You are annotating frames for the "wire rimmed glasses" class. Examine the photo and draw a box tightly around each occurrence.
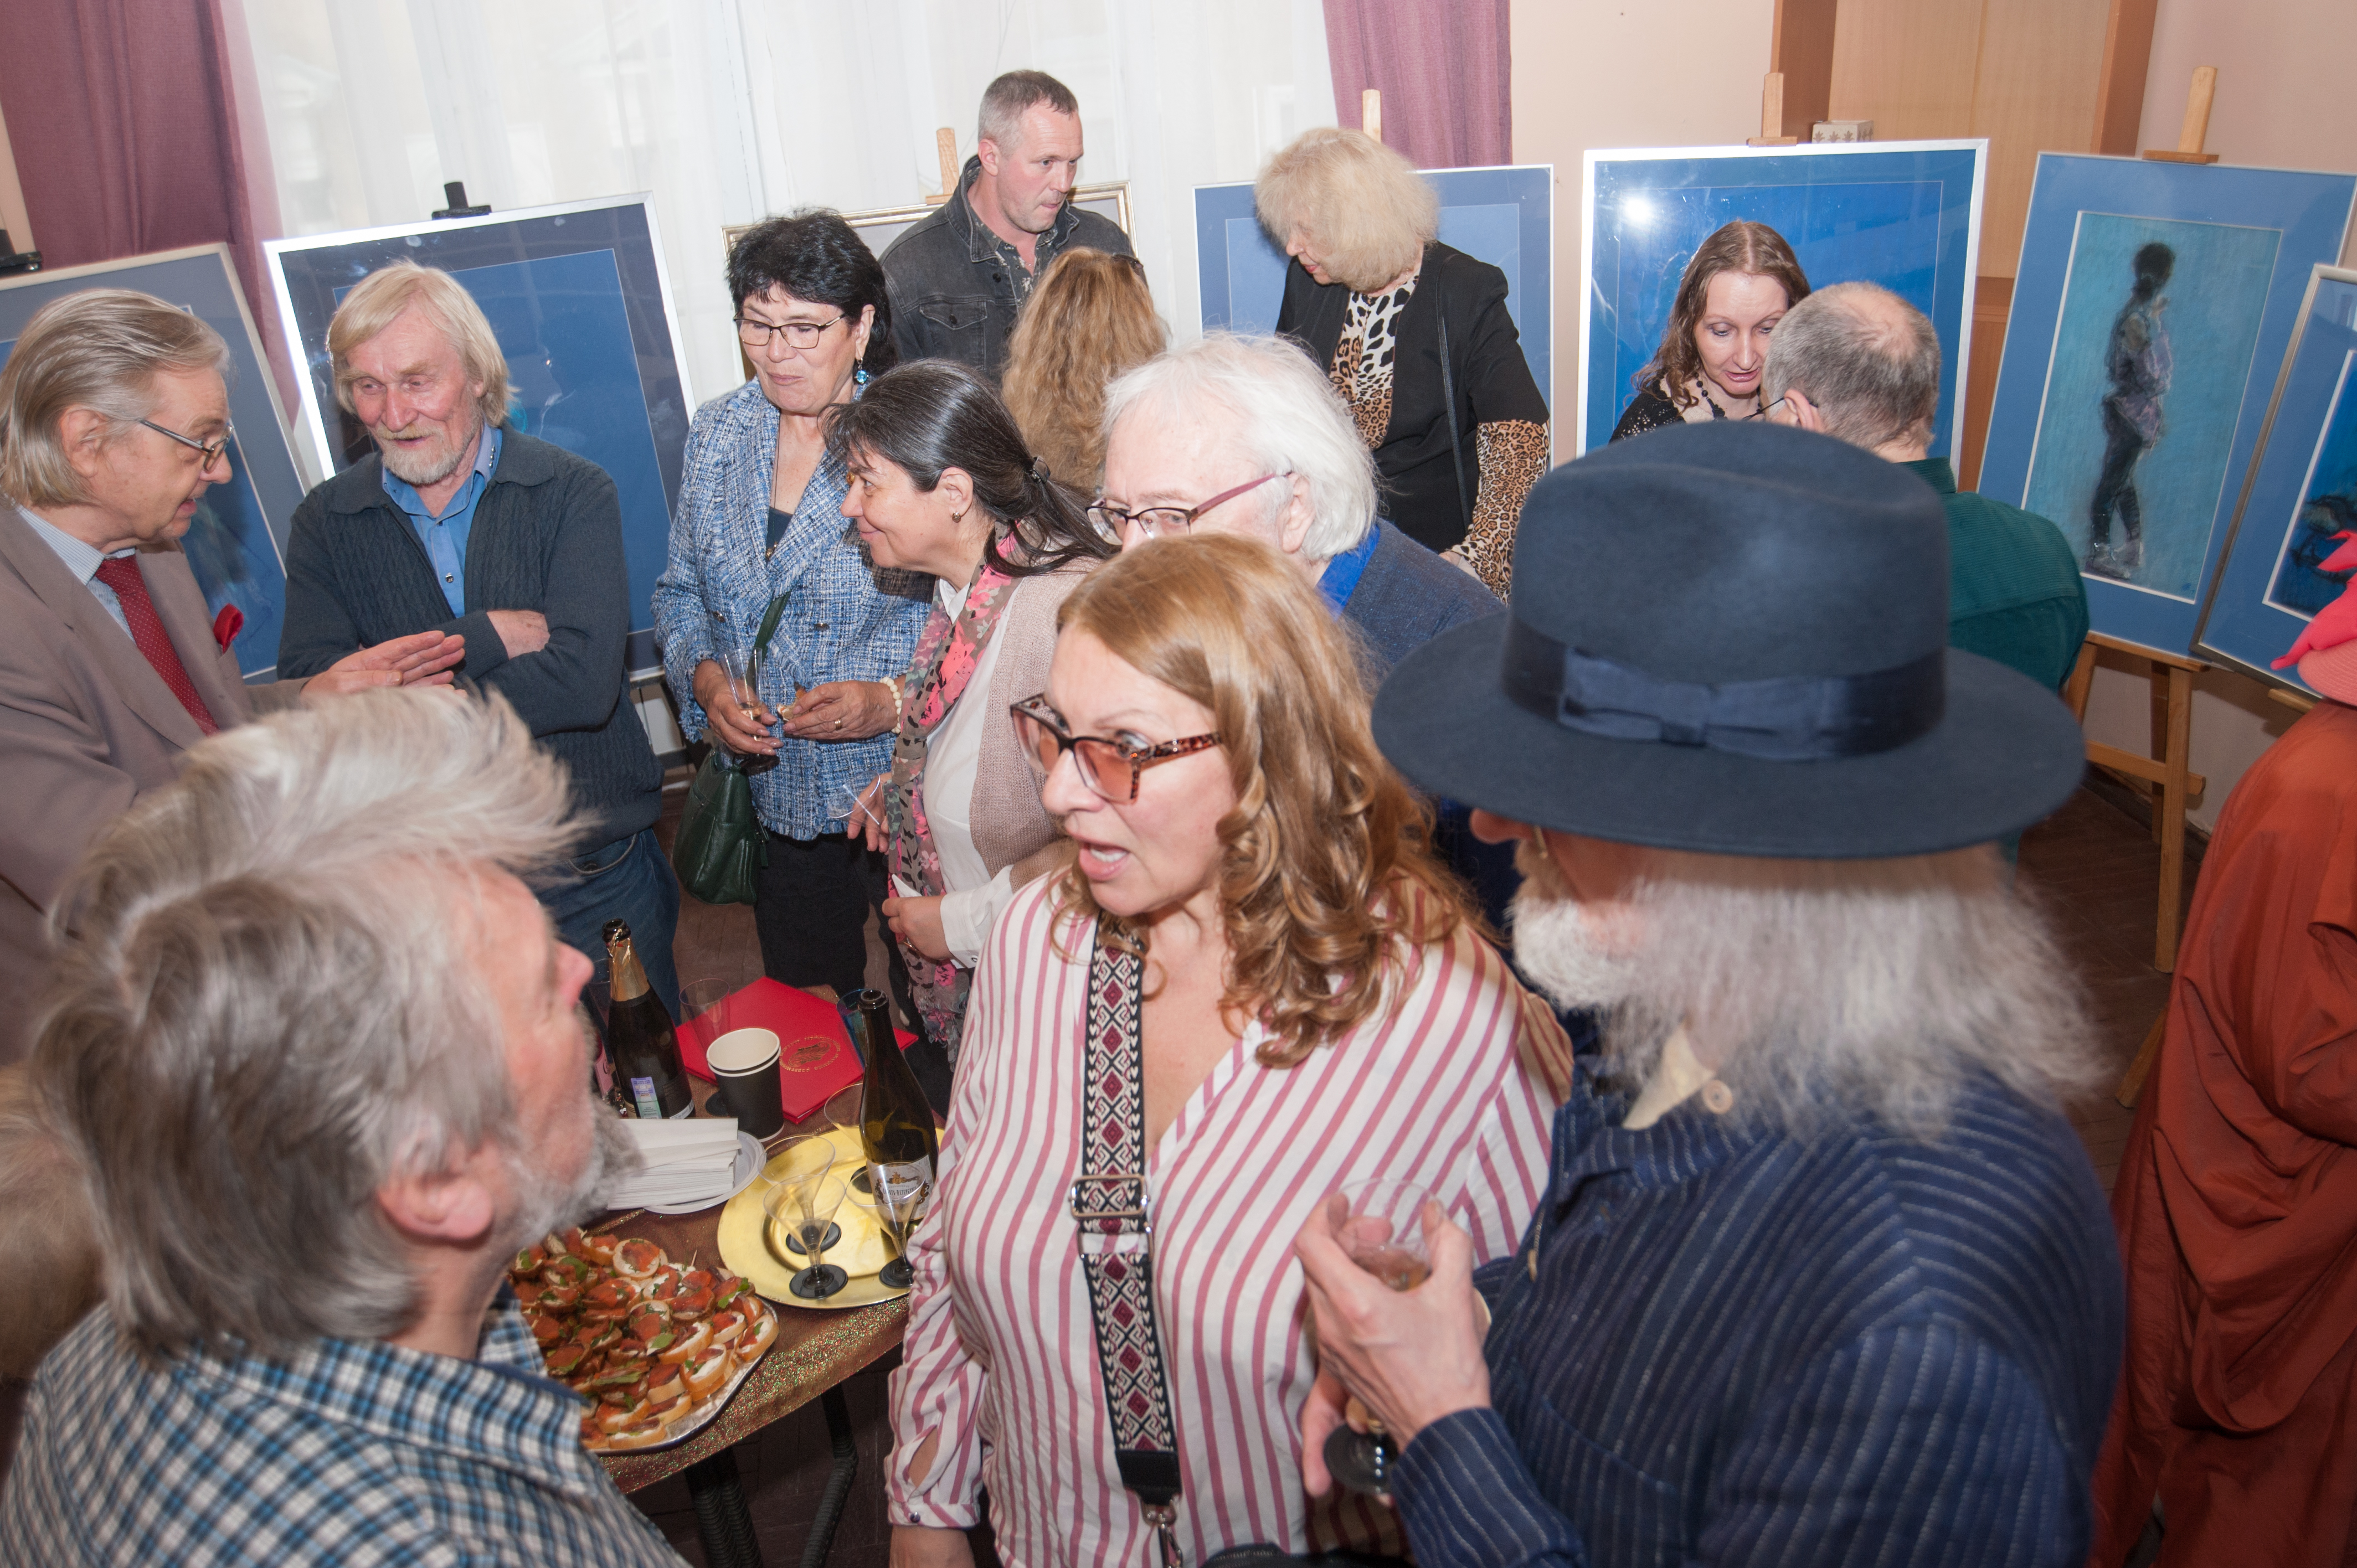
[734,313,845,350]
[139,417,234,467]
[1008,694,1223,803]
[1085,471,1290,542]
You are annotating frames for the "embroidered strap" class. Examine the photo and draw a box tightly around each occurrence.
[1073,920,1186,1566]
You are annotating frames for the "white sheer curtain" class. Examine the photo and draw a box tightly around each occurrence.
[238,0,1336,404]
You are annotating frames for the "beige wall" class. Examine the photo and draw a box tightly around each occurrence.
[2080,0,2357,832]
[1510,0,1777,456]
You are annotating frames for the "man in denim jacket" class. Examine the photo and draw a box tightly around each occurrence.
[879,70,1135,384]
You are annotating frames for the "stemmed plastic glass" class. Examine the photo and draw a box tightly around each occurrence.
[1321,1179,1436,1499]
[868,1163,931,1291]
[765,1137,840,1256]
[767,1170,848,1300]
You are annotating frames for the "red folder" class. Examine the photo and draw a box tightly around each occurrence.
[673,978,914,1125]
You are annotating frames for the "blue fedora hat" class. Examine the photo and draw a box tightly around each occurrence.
[1372,421,2085,858]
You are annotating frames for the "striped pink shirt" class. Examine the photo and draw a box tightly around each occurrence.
[888,879,1572,1565]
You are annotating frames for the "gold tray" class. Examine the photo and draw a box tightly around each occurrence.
[717,1126,912,1311]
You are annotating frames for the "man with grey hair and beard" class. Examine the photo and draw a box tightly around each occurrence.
[1293,421,2123,1567]
[0,692,677,1566]
[1766,280,2087,693]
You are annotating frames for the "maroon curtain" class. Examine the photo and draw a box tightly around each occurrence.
[0,0,287,386]
[1321,0,1514,170]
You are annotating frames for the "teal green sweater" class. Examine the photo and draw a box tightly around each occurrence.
[1905,457,2089,692]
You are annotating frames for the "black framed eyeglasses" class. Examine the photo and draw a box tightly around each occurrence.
[1087,472,1289,542]
[1009,694,1223,803]
[735,313,845,349]
[140,418,234,466]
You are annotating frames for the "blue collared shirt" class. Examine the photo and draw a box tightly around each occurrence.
[1314,519,1382,613]
[382,424,503,616]
[18,503,136,641]
[0,1290,686,1566]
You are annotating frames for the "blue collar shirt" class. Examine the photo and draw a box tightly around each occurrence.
[18,503,137,642]
[0,1288,686,1566]
[382,423,504,616]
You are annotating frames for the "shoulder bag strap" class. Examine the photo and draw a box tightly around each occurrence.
[1072,919,1187,1568]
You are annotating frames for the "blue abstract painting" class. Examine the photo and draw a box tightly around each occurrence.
[2265,351,2357,617]
[1581,142,1984,457]
[2021,214,2279,603]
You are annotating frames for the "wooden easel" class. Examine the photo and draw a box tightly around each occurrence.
[924,128,959,205]
[1748,73,1800,147]
[2142,66,2221,164]
[2061,631,2208,973]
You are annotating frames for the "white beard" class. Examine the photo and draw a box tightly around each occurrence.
[1510,886,1640,1013]
[506,1093,637,1247]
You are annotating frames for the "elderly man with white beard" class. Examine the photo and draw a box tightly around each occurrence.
[1292,421,2124,1568]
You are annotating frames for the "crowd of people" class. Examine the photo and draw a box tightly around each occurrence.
[0,62,2346,1568]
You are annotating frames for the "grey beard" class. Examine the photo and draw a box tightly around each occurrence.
[506,1100,637,1248]
[378,422,478,488]
[1510,884,1640,1014]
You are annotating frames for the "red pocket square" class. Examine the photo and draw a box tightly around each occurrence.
[212,604,244,649]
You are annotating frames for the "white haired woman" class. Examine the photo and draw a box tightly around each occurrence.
[887,534,1569,1565]
[1258,127,1548,596]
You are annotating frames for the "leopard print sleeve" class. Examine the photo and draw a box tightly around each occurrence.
[1457,419,1549,597]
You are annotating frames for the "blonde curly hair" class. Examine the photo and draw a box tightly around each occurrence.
[1051,533,1469,1065]
[1001,248,1166,491]
[1254,127,1437,294]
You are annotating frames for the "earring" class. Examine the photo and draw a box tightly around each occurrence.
[855,361,870,387]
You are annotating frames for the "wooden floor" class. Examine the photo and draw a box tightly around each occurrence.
[632,781,2189,1565]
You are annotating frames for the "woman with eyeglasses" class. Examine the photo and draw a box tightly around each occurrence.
[999,247,1167,494]
[651,209,930,1009]
[828,360,1114,1057]
[1609,221,1811,442]
[886,534,1570,1566]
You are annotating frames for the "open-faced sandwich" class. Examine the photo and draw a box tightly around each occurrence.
[511,1227,780,1454]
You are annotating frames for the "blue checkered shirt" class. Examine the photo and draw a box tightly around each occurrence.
[651,381,930,840]
[0,1294,686,1566]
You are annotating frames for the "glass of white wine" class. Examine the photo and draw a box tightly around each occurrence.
[1322,1178,1435,1499]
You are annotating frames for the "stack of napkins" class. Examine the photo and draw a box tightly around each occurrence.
[605,1116,742,1210]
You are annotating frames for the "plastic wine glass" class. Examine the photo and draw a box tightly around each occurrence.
[766,1172,848,1299]
[766,1137,840,1257]
[1321,1179,1437,1499]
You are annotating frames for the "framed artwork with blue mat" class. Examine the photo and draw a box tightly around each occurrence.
[0,244,305,681]
[1193,165,1555,428]
[265,195,694,675]
[1979,154,2356,654]
[1578,141,1987,459]
[2195,266,2357,692]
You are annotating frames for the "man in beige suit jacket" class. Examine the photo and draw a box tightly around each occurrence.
[0,289,462,1064]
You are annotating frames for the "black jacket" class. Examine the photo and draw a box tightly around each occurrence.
[279,430,663,845]
[879,156,1135,385]
[1276,241,1548,554]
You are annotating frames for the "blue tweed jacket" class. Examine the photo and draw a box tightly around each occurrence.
[651,382,929,840]
[1394,1062,2124,1567]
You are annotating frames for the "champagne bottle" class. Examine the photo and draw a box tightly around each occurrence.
[602,919,691,1120]
[847,989,936,1285]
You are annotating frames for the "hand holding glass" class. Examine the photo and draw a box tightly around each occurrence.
[1322,1179,1435,1498]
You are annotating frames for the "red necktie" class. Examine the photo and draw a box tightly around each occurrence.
[93,556,219,736]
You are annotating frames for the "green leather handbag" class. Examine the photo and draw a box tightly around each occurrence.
[669,592,788,905]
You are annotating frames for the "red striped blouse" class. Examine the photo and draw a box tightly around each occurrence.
[888,878,1572,1564]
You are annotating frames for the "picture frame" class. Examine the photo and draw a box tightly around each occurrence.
[0,244,308,680]
[265,194,695,675]
[1978,154,2356,654]
[2194,265,2357,694]
[1579,140,1987,459]
[1192,166,1556,432]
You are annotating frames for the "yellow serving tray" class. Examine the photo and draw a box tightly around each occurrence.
[716,1126,911,1311]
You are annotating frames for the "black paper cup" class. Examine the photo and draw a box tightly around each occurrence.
[708,1027,785,1138]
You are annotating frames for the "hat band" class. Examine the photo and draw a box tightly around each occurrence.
[1502,619,1945,762]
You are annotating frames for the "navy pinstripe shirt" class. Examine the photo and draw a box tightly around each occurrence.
[1394,1061,2123,1567]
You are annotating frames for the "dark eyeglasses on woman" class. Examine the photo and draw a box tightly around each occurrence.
[1009,694,1223,803]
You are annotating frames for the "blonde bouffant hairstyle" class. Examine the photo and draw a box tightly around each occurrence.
[1051,534,1469,1066]
[1001,249,1166,491]
[1254,127,1438,294]
[328,260,513,427]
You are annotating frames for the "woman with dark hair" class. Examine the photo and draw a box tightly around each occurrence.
[651,209,930,1007]
[1610,220,1810,441]
[830,360,1115,1051]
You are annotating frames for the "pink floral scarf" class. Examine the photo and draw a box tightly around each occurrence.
[887,559,1021,1053]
